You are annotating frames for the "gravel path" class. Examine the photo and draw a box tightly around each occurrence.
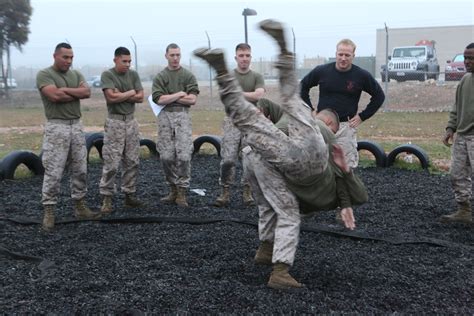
[1,155,472,314]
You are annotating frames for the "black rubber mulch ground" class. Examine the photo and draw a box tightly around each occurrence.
[1,155,472,314]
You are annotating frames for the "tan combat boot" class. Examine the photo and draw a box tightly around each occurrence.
[74,199,101,220]
[193,48,228,76]
[100,195,113,214]
[242,185,255,206]
[161,185,178,203]
[268,262,303,289]
[259,19,288,54]
[254,241,273,265]
[175,187,189,207]
[213,187,230,207]
[42,205,55,231]
[440,201,472,223]
[124,193,144,208]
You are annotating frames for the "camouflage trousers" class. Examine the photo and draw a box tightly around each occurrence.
[217,54,328,266]
[156,110,193,188]
[41,120,87,205]
[450,133,474,203]
[335,122,359,169]
[99,117,140,196]
[219,116,250,187]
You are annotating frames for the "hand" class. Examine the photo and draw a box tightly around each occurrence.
[348,114,362,128]
[340,207,356,230]
[332,144,349,173]
[443,130,454,147]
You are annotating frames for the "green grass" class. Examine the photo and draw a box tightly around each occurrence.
[0,108,451,174]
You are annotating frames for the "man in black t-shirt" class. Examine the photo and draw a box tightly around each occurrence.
[300,39,385,169]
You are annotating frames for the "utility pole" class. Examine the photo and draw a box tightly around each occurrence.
[292,28,296,70]
[130,36,138,71]
[384,23,389,111]
[205,31,212,98]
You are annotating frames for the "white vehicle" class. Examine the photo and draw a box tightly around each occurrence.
[384,40,440,82]
[86,75,101,88]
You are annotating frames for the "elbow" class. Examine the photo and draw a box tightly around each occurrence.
[48,96,61,103]
[47,94,63,103]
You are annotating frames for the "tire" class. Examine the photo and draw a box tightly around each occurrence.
[85,132,104,162]
[0,150,45,180]
[193,135,222,157]
[418,69,428,82]
[140,138,159,158]
[386,144,430,169]
[357,140,387,167]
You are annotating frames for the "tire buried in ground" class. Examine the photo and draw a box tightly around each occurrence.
[193,135,221,157]
[140,138,159,158]
[85,132,104,162]
[0,150,44,180]
[357,140,387,167]
[386,144,430,169]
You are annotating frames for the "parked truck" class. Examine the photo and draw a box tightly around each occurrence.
[381,40,440,82]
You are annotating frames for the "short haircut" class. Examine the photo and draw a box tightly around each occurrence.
[166,43,180,53]
[55,42,72,52]
[318,108,340,129]
[114,46,131,57]
[235,43,251,52]
[337,39,356,53]
[466,43,474,49]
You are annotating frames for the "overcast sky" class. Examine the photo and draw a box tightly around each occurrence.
[10,0,474,69]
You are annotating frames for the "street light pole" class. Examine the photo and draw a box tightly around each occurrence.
[242,8,257,44]
[130,36,138,71]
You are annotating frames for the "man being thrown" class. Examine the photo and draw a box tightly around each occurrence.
[194,19,367,289]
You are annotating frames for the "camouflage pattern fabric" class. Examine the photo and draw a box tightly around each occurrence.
[335,122,359,169]
[450,134,474,203]
[156,111,193,188]
[216,54,328,265]
[218,116,250,187]
[99,118,140,196]
[41,121,87,205]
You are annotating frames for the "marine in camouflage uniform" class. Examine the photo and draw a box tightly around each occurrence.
[37,42,100,231]
[151,43,199,207]
[194,19,367,290]
[99,47,144,214]
[441,42,474,224]
[215,43,265,207]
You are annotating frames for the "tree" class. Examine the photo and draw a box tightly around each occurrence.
[0,0,32,97]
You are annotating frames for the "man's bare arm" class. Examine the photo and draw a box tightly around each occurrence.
[176,93,197,106]
[157,91,187,105]
[40,85,75,103]
[243,87,265,103]
[103,88,137,104]
[62,81,91,99]
[129,90,144,103]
